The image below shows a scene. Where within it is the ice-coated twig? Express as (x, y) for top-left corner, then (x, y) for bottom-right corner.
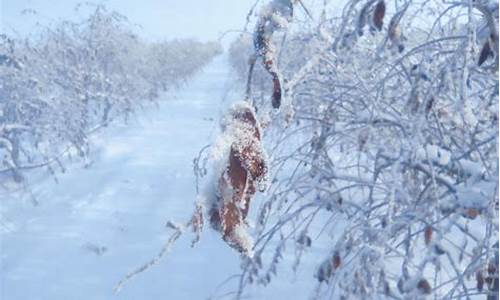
(114, 208), (206, 293)
(114, 224), (184, 293)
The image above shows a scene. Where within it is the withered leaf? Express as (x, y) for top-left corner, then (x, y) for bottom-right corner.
(373, 1), (386, 31)
(424, 226), (433, 246)
(332, 253), (341, 270)
(417, 279), (432, 294)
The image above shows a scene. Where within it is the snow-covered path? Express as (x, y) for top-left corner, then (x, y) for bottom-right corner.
(0, 55), (248, 300)
(1, 53), (322, 300)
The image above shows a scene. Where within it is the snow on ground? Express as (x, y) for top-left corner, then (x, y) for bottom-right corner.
(0, 55), (320, 300)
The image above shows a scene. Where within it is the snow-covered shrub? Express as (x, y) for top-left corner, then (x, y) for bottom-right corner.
(229, 0), (498, 299)
(0, 5), (221, 184)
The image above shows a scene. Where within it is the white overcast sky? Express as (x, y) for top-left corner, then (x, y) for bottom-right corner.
(0, 0), (258, 42)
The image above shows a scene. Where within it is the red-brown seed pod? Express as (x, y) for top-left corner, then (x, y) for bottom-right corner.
(424, 226), (433, 246)
(417, 279), (432, 294)
(332, 253), (341, 270)
(271, 76), (282, 109)
(373, 1), (386, 31)
(464, 208), (479, 219)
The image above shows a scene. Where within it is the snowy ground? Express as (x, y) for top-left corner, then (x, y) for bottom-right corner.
(0, 55), (319, 300)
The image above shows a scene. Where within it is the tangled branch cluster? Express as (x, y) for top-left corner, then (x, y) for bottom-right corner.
(229, 0), (498, 299)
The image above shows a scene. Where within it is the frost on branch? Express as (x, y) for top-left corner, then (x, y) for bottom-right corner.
(228, 0), (499, 299)
(0, 4), (222, 187)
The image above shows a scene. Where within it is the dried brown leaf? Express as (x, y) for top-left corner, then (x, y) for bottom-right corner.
(424, 226), (433, 246)
(417, 279), (432, 294)
(373, 1), (386, 31)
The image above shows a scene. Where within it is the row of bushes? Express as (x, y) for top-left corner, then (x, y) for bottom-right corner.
(0, 5), (221, 183)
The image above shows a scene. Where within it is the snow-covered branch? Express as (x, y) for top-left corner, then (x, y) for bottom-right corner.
(0, 4), (222, 184)
(228, 0), (498, 298)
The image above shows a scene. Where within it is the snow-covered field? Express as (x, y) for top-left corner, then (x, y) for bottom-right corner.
(1, 0), (498, 299)
(0, 55), (319, 300)
(1, 54), (235, 300)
